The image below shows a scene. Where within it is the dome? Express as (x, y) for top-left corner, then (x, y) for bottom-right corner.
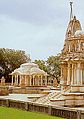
(30, 67), (47, 75)
(74, 30), (84, 37)
(11, 62), (47, 76)
(21, 63), (38, 68)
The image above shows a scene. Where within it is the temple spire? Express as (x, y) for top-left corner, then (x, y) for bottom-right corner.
(70, 1), (73, 20)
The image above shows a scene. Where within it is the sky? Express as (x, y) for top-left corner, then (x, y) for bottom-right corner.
(0, 0), (84, 61)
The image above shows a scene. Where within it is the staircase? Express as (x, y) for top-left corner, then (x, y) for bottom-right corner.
(35, 91), (60, 104)
(35, 87), (71, 105)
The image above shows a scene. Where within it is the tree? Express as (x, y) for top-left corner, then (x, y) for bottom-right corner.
(34, 60), (47, 72)
(0, 48), (30, 81)
(46, 55), (61, 82)
(34, 54), (61, 83)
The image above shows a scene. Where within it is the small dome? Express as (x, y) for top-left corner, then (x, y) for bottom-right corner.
(21, 63), (38, 68)
(74, 30), (84, 37)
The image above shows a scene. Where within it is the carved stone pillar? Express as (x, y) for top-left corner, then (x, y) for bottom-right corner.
(14, 75), (17, 85)
(11, 75), (13, 86)
(24, 75), (26, 86)
(19, 75), (22, 86)
(73, 64), (77, 85)
(41, 75), (43, 86)
(29, 76), (31, 86)
(71, 64), (74, 85)
(67, 63), (71, 85)
(16, 75), (18, 85)
(37, 75), (39, 86)
(45, 76), (47, 86)
(33, 75), (35, 86)
(83, 70), (84, 84)
(80, 69), (83, 85)
(77, 62), (81, 85)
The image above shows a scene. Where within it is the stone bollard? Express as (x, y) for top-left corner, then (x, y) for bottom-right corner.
(48, 106), (52, 115)
(77, 110), (81, 119)
(6, 99), (9, 107)
(25, 102), (28, 111)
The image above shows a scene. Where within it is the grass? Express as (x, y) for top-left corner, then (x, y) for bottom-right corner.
(0, 106), (65, 119)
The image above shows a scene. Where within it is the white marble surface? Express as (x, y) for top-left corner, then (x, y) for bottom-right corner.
(0, 94), (44, 102)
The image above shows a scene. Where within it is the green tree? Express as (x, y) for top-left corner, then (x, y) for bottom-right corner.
(34, 60), (47, 72)
(34, 55), (61, 83)
(0, 48), (30, 80)
(46, 55), (61, 82)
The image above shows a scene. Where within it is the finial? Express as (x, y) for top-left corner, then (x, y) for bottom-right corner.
(70, 1), (73, 20)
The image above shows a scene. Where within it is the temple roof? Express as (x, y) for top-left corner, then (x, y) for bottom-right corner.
(11, 62), (47, 76)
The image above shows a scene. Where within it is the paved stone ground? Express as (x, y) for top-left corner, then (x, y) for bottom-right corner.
(0, 94), (44, 102)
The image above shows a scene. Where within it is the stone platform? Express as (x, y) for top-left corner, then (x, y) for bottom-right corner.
(71, 85), (84, 93)
(50, 92), (84, 107)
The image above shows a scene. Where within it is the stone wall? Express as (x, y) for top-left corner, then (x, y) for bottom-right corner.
(0, 86), (9, 96)
(8, 87), (49, 94)
(0, 98), (81, 119)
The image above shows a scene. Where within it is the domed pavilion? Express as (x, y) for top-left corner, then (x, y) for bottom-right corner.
(10, 63), (47, 87)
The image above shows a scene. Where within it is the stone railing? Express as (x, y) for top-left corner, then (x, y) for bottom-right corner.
(0, 98), (82, 119)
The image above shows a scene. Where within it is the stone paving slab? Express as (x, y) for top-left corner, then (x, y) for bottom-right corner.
(0, 94), (44, 102)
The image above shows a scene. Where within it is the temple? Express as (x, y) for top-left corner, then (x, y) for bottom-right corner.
(35, 2), (84, 107)
(60, 4), (84, 92)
